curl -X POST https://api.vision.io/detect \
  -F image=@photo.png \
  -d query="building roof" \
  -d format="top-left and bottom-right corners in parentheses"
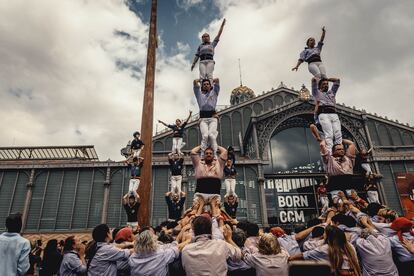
top-left (0, 145), bottom-right (99, 161)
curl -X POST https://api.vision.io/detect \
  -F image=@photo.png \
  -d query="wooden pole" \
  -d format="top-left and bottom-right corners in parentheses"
top-left (138, 0), bottom-right (157, 226)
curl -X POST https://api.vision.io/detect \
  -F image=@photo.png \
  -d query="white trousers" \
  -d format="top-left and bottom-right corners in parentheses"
top-left (199, 60), bottom-right (215, 82)
top-left (199, 117), bottom-right (218, 154)
top-left (361, 163), bottom-right (372, 175)
top-left (172, 137), bottom-right (185, 154)
top-left (129, 179), bottom-right (140, 192)
top-left (170, 175), bottom-right (182, 194)
top-left (308, 62), bottom-right (327, 79)
top-left (132, 149), bottom-right (141, 158)
top-left (224, 178), bottom-right (237, 197)
top-left (318, 113), bottom-right (342, 154)
top-left (367, 190), bottom-right (380, 203)
top-left (320, 195), bottom-right (329, 213)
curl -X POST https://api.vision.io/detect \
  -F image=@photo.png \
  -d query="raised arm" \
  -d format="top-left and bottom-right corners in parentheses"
top-left (295, 225), bottom-right (318, 241)
top-left (193, 79), bottom-right (200, 87)
top-left (185, 111), bottom-right (193, 124)
top-left (311, 77), bottom-right (318, 97)
top-left (320, 140), bottom-right (329, 155)
top-left (292, 59), bottom-right (303, 71)
top-left (343, 139), bottom-right (356, 157)
top-left (191, 146), bottom-right (201, 155)
top-left (214, 18), bottom-right (226, 41)
top-left (218, 146), bottom-right (228, 160)
top-left (320, 26), bottom-right (326, 42)
top-left (327, 78), bottom-right (339, 82)
top-left (158, 120), bottom-right (168, 127)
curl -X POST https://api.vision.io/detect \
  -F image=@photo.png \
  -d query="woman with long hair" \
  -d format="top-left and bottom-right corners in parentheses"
top-left (289, 225), bottom-right (361, 276)
top-left (40, 239), bottom-right (62, 276)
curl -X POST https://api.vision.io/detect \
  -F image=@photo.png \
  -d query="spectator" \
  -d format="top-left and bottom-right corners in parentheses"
top-left (25, 241), bottom-right (41, 276)
top-left (244, 233), bottom-right (289, 276)
top-left (0, 213), bottom-right (31, 276)
top-left (40, 239), bottom-right (62, 276)
top-left (181, 216), bottom-right (241, 276)
top-left (58, 236), bottom-right (87, 276)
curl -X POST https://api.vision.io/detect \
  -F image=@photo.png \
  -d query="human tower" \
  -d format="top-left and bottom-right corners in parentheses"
top-left (122, 23), bottom-right (381, 225)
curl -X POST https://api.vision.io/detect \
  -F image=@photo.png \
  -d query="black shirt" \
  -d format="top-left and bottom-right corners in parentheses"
top-left (224, 165), bottom-right (237, 178)
top-left (165, 196), bottom-right (186, 220)
top-left (131, 139), bottom-right (144, 150)
top-left (169, 158), bottom-right (184, 176)
top-left (123, 202), bottom-right (140, 222)
top-left (224, 201), bottom-right (238, 218)
top-left (168, 122), bottom-right (187, 138)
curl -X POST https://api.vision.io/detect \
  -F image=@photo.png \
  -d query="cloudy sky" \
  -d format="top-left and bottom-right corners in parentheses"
top-left (1, 0), bottom-right (413, 160)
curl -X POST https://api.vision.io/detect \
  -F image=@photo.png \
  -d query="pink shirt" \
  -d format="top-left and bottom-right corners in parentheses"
top-left (191, 154), bottom-right (226, 179)
top-left (321, 144), bottom-right (355, 176)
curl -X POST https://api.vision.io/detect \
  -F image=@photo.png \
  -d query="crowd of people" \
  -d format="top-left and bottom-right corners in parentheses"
top-left (2, 197), bottom-right (414, 276)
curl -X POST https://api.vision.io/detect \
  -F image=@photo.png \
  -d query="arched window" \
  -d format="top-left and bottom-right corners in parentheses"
top-left (253, 103), bottom-right (263, 115)
top-left (264, 99), bottom-right (273, 112)
top-left (274, 95), bottom-right (283, 107)
top-left (265, 127), bottom-right (323, 174)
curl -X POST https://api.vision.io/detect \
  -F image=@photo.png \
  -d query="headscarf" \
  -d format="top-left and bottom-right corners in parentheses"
top-left (390, 217), bottom-right (414, 242)
top-left (270, 227), bottom-right (285, 238)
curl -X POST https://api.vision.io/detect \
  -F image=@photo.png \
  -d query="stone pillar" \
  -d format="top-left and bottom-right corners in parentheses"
top-left (22, 168), bottom-right (35, 232)
top-left (257, 177), bottom-right (268, 227)
top-left (362, 115), bottom-right (387, 205)
top-left (101, 167), bottom-right (111, 224)
top-left (251, 116), bottom-right (260, 160)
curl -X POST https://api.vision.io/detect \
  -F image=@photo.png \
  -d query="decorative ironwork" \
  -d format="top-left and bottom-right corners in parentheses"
top-left (253, 101), bottom-right (369, 159)
top-left (0, 146), bottom-right (99, 161)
